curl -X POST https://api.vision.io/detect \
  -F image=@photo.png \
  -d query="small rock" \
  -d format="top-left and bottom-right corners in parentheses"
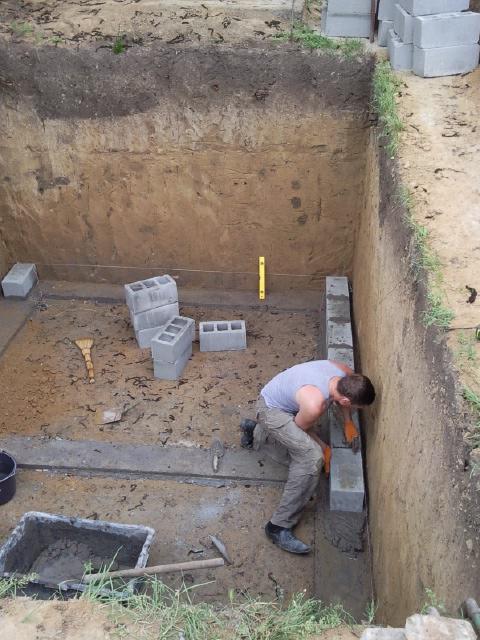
top-left (466, 539), bottom-right (473, 552)
top-left (405, 614), bottom-right (476, 640)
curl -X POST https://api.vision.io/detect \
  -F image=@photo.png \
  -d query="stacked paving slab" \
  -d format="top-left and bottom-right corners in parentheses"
top-left (325, 276), bottom-right (365, 513)
top-left (321, 0), bottom-right (373, 37)
top-left (1, 263), bottom-right (38, 298)
top-left (380, 0), bottom-right (480, 76)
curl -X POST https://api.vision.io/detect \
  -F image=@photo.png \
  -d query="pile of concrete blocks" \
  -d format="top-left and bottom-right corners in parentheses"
top-left (321, 0), bottom-right (372, 38)
top-left (382, 0), bottom-right (480, 77)
top-left (1, 263), bottom-right (38, 298)
top-left (325, 276), bottom-right (365, 513)
top-left (151, 316), bottom-right (195, 380)
top-left (125, 275), bottom-right (179, 348)
top-left (199, 320), bottom-right (247, 352)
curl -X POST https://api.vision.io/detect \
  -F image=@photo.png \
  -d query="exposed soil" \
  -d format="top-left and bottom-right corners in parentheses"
top-left (0, 299), bottom-right (318, 447)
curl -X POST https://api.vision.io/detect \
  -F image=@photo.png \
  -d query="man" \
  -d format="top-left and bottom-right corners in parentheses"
top-left (241, 360), bottom-right (375, 554)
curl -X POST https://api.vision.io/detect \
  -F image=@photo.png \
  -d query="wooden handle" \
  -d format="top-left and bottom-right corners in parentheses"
top-left (83, 557), bottom-right (225, 583)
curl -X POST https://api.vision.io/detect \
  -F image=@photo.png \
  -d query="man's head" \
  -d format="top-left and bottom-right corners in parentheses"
top-left (334, 374), bottom-right (375, 408)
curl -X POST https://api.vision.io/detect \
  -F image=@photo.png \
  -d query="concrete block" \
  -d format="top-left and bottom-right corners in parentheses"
top-left (151, 316), bottom-right (194, 363)
top-left (329, 407), bottom-right (361, 448)
top-left (199, 320), bottom-right (247, 352)
top-left (324, 13), bottom-right (371, 37)
top-left (327, 320), bottom-right (354, 348)
top-left (378, 19), bottom-right (394, 46)
top-left (153, 343), bottom-right (192, 380)
top-left (170, 315), bottom-right (195, 341)
top-left (125, 275), bottom-right (177, 314)
top-left (378, 0), bottom-right (396, 20)
top-left (413, 12), bottom-right (480, 49)
top-left (131, 302), bottom-right (179, 331)
top-left (327, 0), bottom-right (372, 14)
top-left (1, 263), bottom-right (38, 298)
top-left (325, 276), bottom-right (349, 298)
top-left (394, 3), bottom-right (414, 44)
top-left (405, 614), bottom-right (476, 640)
top-left (360, 629), bottom-right (406, 639)
top-left (326, 295), bottom-right (350, 321)
top-left (327, 346), bottom-right (355, 370)
top-left (399, 0), bottom-right (469, 17)
top-left (388, 29), bottom-right (413, 70)
top-left (330, 447), bottom-right (365, 512)
top-left (413, 43), bottom-right (479, 76)
top-left (135, 326), bottom-right (164, 349)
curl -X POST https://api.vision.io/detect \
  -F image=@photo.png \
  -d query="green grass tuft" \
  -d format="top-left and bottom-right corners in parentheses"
top-left (463, 387), bottom-right (480, 449)
top-left (275, 24), bottom-right (364, 58)
top-left (112, 36), bottom-right (127, 54)
top-left (372, 61), bottom-right (404, 157)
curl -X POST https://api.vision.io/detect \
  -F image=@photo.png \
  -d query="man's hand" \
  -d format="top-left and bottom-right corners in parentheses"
top-left (344, 419), bottom-right (360, 453)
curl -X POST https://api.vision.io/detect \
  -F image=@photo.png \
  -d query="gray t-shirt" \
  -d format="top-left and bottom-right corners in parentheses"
top-left (261, 360), bottom-right (345, 414)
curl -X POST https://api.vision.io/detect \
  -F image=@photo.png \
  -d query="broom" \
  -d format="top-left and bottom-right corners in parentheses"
top-left (75, 338), bottom-right (95, 383)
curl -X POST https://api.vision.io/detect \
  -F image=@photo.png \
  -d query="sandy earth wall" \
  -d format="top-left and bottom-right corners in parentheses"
top-left (352, 134), bottom-right (480, 625)
top-left (0, 43), bottom-right (371, 290)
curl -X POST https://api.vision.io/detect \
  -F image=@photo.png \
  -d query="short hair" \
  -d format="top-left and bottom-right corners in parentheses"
top-left (337, 374), bottom-right (375, 406)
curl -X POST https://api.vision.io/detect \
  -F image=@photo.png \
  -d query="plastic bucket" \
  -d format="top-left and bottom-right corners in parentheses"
top-left (0, 451), bottom-right (16, 505)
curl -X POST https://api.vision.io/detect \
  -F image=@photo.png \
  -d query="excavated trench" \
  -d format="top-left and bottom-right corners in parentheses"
top-left (0, 42), bottom-right (478, 625)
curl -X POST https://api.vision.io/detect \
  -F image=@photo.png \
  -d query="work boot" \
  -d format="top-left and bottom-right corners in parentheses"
top-left (265, 522), bottom-right (311, 554)
top-left (240, 418), bottom-right (257, 449)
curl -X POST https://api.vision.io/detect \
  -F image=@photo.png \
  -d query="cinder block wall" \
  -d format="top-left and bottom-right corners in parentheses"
top-left (0, 44), bottom-right (372, 291)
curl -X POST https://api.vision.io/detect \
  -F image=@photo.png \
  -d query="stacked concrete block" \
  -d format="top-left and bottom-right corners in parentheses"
top-left (125, 275), bottom-right (179, 348)
top-left (378, 0), bottom-right (395, 46)
top-left (378, 19), bottom-right (394, 45)
top-left (325, 276), bottom-right (365, 513)
top-left (1, 263), bottom-right (38, 298)
top-left (386, 2), bottom-right (480, 76)
top-left (151, 316), bottom-right (195, 380)
top-left (322, 0), bottom-right (372, 38)
top-left (199, 320), bottom-right (247, 352)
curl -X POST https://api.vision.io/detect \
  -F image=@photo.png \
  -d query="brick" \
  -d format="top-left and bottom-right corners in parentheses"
top-left (329, 407), bottom-right (361, 448)
top-left (125, 275), bottom-right (177, 314)
top-left (399, 0), bottom-right (469, 17)
top-left (388, 29), bottom-right (413, 70)
top-left (199, 320), bottom-right (247, 352)
top-left (413, 42), bottom-right (479, 77)
top-left (330, 447), bottom-right (365, 512)
top-left (378, 19), bottom-right (394, 46)
top-left (324, 14), bottom-right (371, 37)
top-left (394, 3), bottom-right (414, 44)
top-left (327, 320), bottom-right (353, 348)
top-left (325, 276), bottom-right (349, 298)
top-left (327, 0), bottom-right (372, 14)
top-left (131, 302), bottom-right (179, 331)
top-left (153, 343), bottom-right (192, 380)
top-left (413, 12), bottom-right (480, 49)
top-left (327, 346), bottom-right (355, 370)
top-left (151, 316), bottom-right (194, 363)
top-left (378, 0), bottom-right (396, 20)
top-left (1, 263), bottom-right (38, 298)
top-left (135, 326), bottom-right (164, 349)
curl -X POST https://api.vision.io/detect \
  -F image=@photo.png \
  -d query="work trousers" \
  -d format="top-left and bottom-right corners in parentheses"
top-left (254, 395), bottom-right (324, 529)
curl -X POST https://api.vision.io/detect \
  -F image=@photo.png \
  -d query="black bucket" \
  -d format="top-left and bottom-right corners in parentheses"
top-left (0, 451), bottom-right (16, 505)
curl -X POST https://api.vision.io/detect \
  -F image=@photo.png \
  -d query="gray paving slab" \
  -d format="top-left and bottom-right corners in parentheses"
top-left (0, 297), bottom-right (36, 357)
top-left (413, 12), bottom-right (480, 49)
top-left (0, 436), bottom-right (289, 483)
top-left (399, 0), bottom-right (469, 16)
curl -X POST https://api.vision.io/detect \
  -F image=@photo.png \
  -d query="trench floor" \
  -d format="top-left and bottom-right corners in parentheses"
top-left (0, 283), bottom-right (371, 616)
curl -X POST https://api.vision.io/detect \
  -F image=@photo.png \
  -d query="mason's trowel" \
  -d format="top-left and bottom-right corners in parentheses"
top-left (210, 438), bottom-right (225, 473)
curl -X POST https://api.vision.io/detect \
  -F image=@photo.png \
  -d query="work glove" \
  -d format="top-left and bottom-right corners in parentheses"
top-left (322, 445), bottom-right (331, 476)
top-left (344, 420), bottom-right (360, 454)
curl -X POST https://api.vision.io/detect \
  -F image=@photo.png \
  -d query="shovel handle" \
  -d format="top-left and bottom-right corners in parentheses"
top-left (83, 557), bottom-right (224, 583)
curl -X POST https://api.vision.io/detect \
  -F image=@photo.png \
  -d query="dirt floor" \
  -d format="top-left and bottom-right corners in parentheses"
top-left (0, 298), bottom-right (318, 447)
top-left (396, 69), bottom-right (480, 401)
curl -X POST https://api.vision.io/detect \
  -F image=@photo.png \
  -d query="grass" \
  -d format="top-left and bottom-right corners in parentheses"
top-left (0, 574), bottom-right (34, 598)
top-left (372, 60), bottom-right (404, 157)
top-left (463, 387), bottom-right (480, 449)
top-left (275, 24), bottom-right (364, 58)
top-left (420, 588), bottom-right (446, 615)
top-left (112, 35), bottom-right (127, 54)
top-left (10, 21), bottom-right (34, 36)
top-left (79, 578), bottom-right (354, 640)
top-left (456, 332), bottom-right (478, 370)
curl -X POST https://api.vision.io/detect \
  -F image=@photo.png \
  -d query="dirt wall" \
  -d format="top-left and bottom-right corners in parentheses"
top-left (352, 134), bottom-right (479, 624)
top-left (0, 43), bottom-right (371, 290)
